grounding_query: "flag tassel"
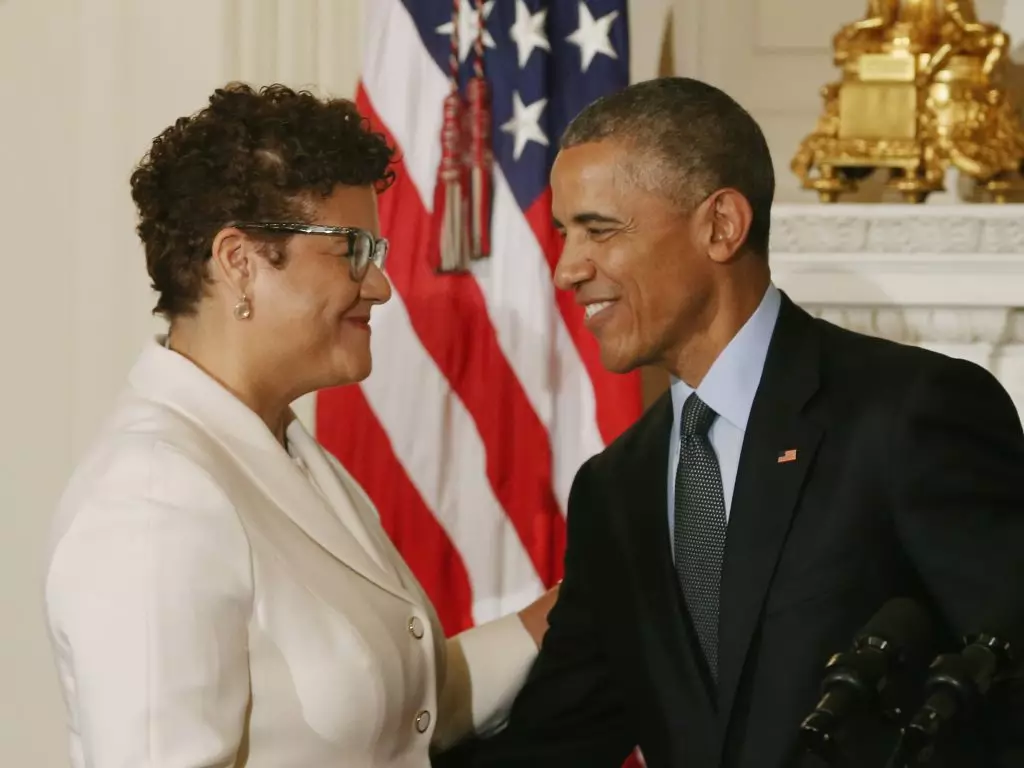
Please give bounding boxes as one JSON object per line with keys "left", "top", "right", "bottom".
{"left": 467, "top": 74, "right": 492, "bottom": 260}
{"left": 433, "top": 0, "right": 470, "bottom": 274}
{"left": 434, "top": 90, "right": 470, "bottom": 273}
{"left": 466, "top": 0, "right": 492, "bottom": 261}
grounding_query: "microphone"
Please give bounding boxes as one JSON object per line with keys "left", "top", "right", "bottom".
{"left": 799, "top": 598, "right": 935, "bottom": 763}
{"left": 895, "top": 631, "right": 1016, "bottom": 764}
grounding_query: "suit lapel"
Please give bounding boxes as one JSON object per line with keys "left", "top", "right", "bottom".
{"left": 717, "top": 296, "right": 824, "bottom": 731}
{"left": 624, "top": 394, "right": 680, "bottom": 622}
{"left": 615, "top": 394, "right": 719, "bottom": 730}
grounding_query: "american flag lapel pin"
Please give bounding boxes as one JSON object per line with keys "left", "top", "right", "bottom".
{"left": 777, "top": 448, "right": 798, "bottom": 464}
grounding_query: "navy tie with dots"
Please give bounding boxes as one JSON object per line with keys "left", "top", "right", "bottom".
{"left": 673, "top": 392, "right": 727, "bottom": 683}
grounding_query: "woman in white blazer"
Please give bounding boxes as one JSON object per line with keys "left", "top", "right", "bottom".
{"left": 44, "top": 83, "right": 556, "bottom": 768}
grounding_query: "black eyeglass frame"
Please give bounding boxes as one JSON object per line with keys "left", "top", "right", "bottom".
{"left": 229, "top": 222, "right": 389, "bottom": 280}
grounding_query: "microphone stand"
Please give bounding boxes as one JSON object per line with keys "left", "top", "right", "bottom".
{"left": 790, "top": 689, "right": 918, "bottom": 768}
{"left": 882, "top": 731, "right": 918, "bottom": 768}
{"left": 783, "top": 731, "right": 862, "bottom": 768}
{"left": 787, "top": 728, "right": 925, "bottom": 768}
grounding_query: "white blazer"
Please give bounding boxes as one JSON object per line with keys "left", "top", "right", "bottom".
{"left": 44, "top": 338, "right": 538, "bottom": 768}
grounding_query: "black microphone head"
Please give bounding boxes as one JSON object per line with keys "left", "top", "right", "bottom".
{"left": 899, "top": 621, "right": 1024, "bottom": 763}
{"left": 800, "top": 599, "right": 936, "bottom": 762}
{"left": 963, "top": 631, "right": 1017, "bottom": 671}
{"left": 853, "top": 597, "right": 935, "bottom": 664}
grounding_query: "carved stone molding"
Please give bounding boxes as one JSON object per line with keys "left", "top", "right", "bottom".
{"left": 1011, "top": 310, "right": 1024, "bottom": 345}
{"left": 802, "top": 305, "right": 1024, "bottom": 414}
{"left": 803, "top": 306, "right": 1024, "bottom": 346}
{"left": 770, "top": 204, "right": 1024, "bottom": 309}
{"left": 771, "top": 203, "right": 1024, "bottom": 255}
{"left": 769, "top": 204, "right": 1024, "bottom": 415}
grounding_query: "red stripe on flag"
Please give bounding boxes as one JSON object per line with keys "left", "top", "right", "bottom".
{"left": 523, "top": 190, "right": 643, "bottom": 445}
{"left": 316, "top": 384, "right": 474, "bottom": 636}
{"left": 357, "top": 84, "right": 566, "bottom": 587}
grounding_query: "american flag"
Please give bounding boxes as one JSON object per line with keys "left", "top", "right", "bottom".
{"left": 317, "top": 0, "right": 642, "bottom": 755}
{"left": 777, "top": 448, "right": 798, "bottom": 464}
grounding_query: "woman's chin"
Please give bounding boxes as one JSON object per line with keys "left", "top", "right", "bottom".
{"left": 325, "top": 354, "right": 372, "bottom": 389}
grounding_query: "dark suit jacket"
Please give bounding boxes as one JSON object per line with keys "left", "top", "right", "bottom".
{"left": 444, "top": 294, "right": 1024, "bottom": 768}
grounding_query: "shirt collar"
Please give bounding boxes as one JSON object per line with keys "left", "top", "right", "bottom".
{"left": 669, "top": 283, "right": 781, "bottom": 433}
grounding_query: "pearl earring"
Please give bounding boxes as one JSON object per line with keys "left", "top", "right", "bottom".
{"left": 233, "top": 293, "right": 252, "bottom": 320}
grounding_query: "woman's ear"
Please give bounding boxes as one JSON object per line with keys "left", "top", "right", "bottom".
{"left": 210, "top": 227, "right": 254, "bottom": 298}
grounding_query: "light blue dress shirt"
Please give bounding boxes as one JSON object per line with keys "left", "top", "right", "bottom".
{"left": 667, "top": 284, "right": 782, "bottom": 551}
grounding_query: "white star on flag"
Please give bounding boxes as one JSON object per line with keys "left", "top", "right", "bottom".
{"left": 435, "top": 0, "right": 496, "bottom": 63}
{"left": 509, "top": 0, "right": 550, "bottom": 69}
{"left": 501, "top": 92, "right": 549, "bottom": 161}
{"left": 566, "top": 1, "right": 619, "bottom": 73}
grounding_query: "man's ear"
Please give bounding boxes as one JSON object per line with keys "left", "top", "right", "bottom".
{"left": 705, "top": 189, "right": 753, "bottom": 264}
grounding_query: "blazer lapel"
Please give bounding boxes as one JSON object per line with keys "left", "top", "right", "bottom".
{"left": 214, "top": 423, "right": 415, "bottom": 606}
{"left": 320, "top": 449, "right": 429, "bottom": 598}
{"left": 128, "top": 339, "right": 414, "bottom": 605}
{"left": 716, "top": 297, "right": 825, "bottom": 731}
{"left": 285, "top": 421, "right": 401, "bottom": 580}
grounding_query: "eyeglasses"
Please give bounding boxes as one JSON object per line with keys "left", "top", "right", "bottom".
{"left": 230, "top": 222, "right": 389, "bottom": 281}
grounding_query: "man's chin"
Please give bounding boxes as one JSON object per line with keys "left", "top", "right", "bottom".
{"left": 598, "top": 346, "right": 644, "bottom": 375}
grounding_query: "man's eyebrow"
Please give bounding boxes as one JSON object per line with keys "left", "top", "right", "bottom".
{"left": 552, "top": 212, "right": 624, "bottom": 228}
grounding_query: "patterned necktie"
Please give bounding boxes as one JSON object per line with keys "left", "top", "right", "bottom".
{"left": 673, "top": 392, "right": 727, "bottom": 683}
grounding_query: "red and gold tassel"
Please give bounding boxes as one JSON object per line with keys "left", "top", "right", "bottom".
{"left": 432, "top": 0, "right": 470, "bottom": 273}
{"left": 466, "top": 0, "right": 492, "bottom": 261}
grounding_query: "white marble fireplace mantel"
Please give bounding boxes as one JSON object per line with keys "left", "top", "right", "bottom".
{"left": 769, "top": 204, "right": 1024, "bottom": 415}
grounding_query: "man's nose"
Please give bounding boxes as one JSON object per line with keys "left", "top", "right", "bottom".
{"left": 553, "top": 242, "right": 595, "bottom": 292}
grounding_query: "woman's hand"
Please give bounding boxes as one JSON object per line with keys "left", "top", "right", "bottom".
{"left": 516, "top": 582, "right": 561, "bottom": 648}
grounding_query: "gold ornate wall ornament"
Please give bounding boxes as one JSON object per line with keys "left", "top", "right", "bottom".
{"left": 792, "top": 1, "right": 1024, "bottom": 203}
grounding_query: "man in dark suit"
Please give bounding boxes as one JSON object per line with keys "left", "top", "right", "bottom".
{"left": 452, "top": 77, "right": 1024, "bottom": 767}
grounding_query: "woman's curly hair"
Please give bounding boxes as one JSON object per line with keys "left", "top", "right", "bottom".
{"left": 130, "top": 83, "right": 397, "bottom": 318}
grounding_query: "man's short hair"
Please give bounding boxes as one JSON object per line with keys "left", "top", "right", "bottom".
{"left": 560, "top": 77, "right": 775, "bottom": 257}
